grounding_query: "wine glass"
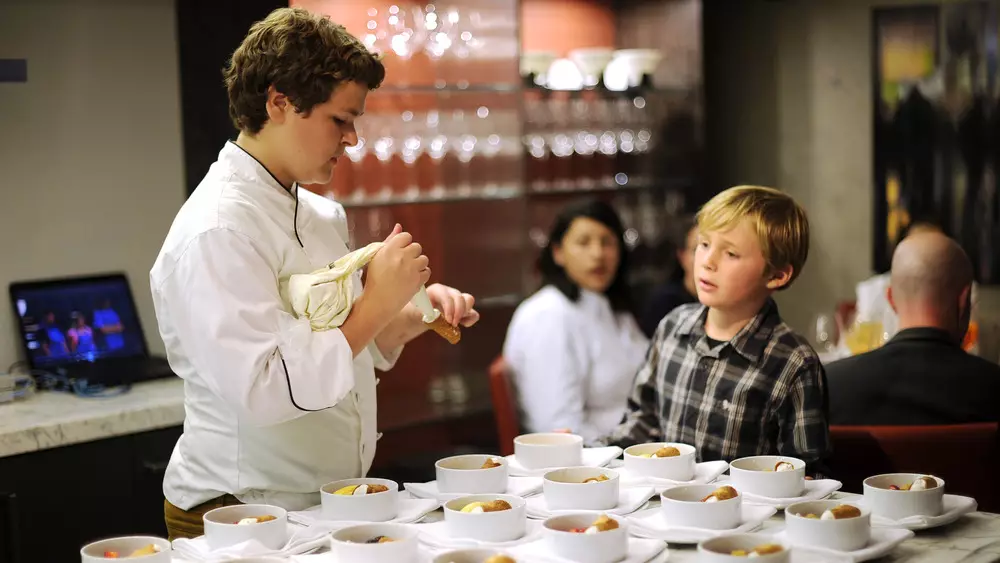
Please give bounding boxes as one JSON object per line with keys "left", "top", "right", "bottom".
{"left": 814, "top": 314, "right": 837, "bottom": 353}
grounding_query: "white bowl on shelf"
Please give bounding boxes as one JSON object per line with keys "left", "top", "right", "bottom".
{"left": 543, "top": 467, "right": 620, "bottom": 511}
{"left": 520, "top": 51, "right": 558, "bottom": 86}
{"left": 568, "top": 48, "right": 615, "bottom": 86}
{"left": 436, "top": 454, "right": 508, "bottom": 495}
{"left": 203, "top": 504, "right": 288, "bottom": 551}
{"left": 603, "top": 49, "right": 662, "bottom": 90}
{"left": 329, "top": 523, "right": 420, "bottom": 563}
{"left": 543, "top": 513, "right": 629, "bottom": 563}
{"left": 320, "top": 478, "right": 399, "bottom": 522}
{"left": 80, "top": 536, "right": 171, "bottom": 562}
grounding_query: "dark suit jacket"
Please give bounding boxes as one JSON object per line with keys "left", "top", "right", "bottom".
{"left": 826, "top": 328, "right": 1000, "bottom": 426}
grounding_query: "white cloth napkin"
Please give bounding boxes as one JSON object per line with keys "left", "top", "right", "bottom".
{"left": 525, "top": 486, "right": 656, "bottom": 519}
{"left": 505, "top": 447, "right": 623, "bottom": 477}
{"left": 405, "top": 476, "right": 543, "bottom": 501}
{"left": 626, "top": 504, "right": 777, "bottom": 543}
{"left": 868, "top": 494, "right": 978, "bottom": 529}
{"left": 776, "top": 527, "right": 914, "bottom": 562}
{"left": 617, "top": 460, "right": 730, "bottom": 490}
{"left": 507, "top": 537, "right": 667, "bottom": 563}
{"left": 170, "top": 523, "right": 330, "bottom": 562}
{"left": 417, "top": 518, "right": 544, "bottom": 549}
{"left": 287, "top": 497, "right": 440, "bottom": 527}
{"left": 740, "top": 479, "right": 842, "bottom": 508}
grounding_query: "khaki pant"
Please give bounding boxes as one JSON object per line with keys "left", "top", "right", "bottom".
{"left": 163, "top": 494, "right": 243, "bottom": 541}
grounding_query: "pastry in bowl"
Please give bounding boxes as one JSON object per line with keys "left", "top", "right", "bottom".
{"left": 321, "top": 478, "right": 400, "bottom": 522}
{"left": 786, "top": 500, "right": 871, "bottom": 551}
{"left": 661, "top": 484, "right": 741, "bottom": 530}
{"left": 544, "top": 513, "right": 628, "bottom": 563}
{"left": 203, "top": 504, "right": 288, "bottom": 551}
{"left": 543, "top": 467, "right": 620, "bottom": 510}
{"left": 432, "top": 550, "right": 517, "bottom": 563}
{"left": 623, "top": 442, "right": 696, "bottom": 480}
{"left": 436, "top": 454, "right": 509, "bottom": 494}
{"left": 81, "top": 537, "right": 171, "bottom": 562}
{"left": 444, "top": 494, "right": 528, "bottom": 542}
{"left": 698, "top": 534, "right": 790, "bottom": 562}
{"left": 863, "top": 473, "right": 945, "bottom": 520}
{"left": 729, "top": 456, "right": 805, "bottom": 498}
{"left": 329, "top": 523, "right": 419, "bottom": 563}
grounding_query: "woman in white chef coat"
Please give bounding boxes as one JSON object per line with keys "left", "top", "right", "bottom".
{"left": 151, "top": 8, "right": 478, "bottom": 540}
{"left": 503, "top": 200, "right": 649, "bottom": 441}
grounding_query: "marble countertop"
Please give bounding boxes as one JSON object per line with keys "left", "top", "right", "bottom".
{"left": 0, "top": 377, "right": 184, "bottom": 458}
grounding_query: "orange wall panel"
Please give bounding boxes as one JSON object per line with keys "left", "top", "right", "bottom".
{"left": 521, "top": 0, "right": 616, "bottom": 55}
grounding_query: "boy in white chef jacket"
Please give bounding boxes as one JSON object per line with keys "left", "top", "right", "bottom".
{"left": 151, "top": 7, "right": 479, "bottom": 540}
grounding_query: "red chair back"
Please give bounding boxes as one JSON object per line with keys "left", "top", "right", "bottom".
{"left": 829, "top": 423, "right": 998, "bottom": 512}
{"left": 488, "top": 356, "right": 520, "bottom": 456}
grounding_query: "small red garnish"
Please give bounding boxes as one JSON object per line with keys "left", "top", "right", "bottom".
{"left": 104, "top": 551, "right": 119, "bottom": 558}
{"left": 889, "top": 485, "right": 900, "bottom": 491}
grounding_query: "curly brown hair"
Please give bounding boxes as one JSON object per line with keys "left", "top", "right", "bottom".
{"left": 224, "top": 7, "right": 385, "bottom": 134}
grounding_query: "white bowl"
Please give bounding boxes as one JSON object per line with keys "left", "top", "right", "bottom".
{"left": 321, "top": 478, "right": 399, "bottom": 522}
{"left": 729, "top": 456, "right": 806, "bottom": 499}
{"left": 203, "top": 504, "right": 287, "bottom": 551}
{"left": 329, "top": 523, "right": 420, "bottom": 563}
{"left": 443, "top": 494, "right": 528, "bottom": 543}
{"left": 543, "top": 513, "right": 628, "bottom": 563}
{"left": 697, "top": 534, "right": 790, "bottom": 562}
{"left": 520, "top": 51, "right": 558, "bottom": 77}
{"left": 660, "top": 484, "right": 741, "bottom": 530}
{"left": 623, "top": 442, "right": 697, "bottom": 481}
{"left": 568, "top": 48, "right": 615, "bottom": 86}
{"left": 514, "top": 433, "right": 584, "bottom": 470}
{"left": 863, "top": 473, "right": 945, "bottom": 520}
{"left": 543, "top": 467, "right": 620, "bottom": 511}
{"left": 80, "top": 536, "right": 171, "bottom": 562}
{"left": 611, "top": 49, "right": 662, "bottom": 87}
{"left": 785, "top": 500, "right": 871, "bottom": 552}
{"left": 432, "top": 549, "right": 517, "bottom": 563}
{"left": 436, "top": 454, "right": 508, "bottom": 495}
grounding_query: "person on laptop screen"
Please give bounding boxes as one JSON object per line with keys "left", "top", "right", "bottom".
{"left": 93, "top": 299, "right": 125, "bottom": 351}
{"left": 150, "top": 8, "right": 479, "bottom": 540}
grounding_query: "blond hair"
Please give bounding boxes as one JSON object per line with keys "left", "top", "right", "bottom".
{"left": 696, "top": 186, "right": 810, "bottom": 289}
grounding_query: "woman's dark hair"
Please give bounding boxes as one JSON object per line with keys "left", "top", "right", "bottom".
{"left": 538, "top": 199, "right": 632, "bottom": 312}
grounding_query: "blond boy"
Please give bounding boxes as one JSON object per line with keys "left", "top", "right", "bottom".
{"left": 600, "top": 186, "right": 830, "bottom": 470}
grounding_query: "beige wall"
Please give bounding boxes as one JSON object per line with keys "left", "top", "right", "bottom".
{"left": 0, "top": 0, "right": 185, "bottom": 366}
{"left": 706, "top": 0, "right": 1000, "bottom": 357}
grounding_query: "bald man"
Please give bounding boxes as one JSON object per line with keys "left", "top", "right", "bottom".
{"left": 826, "top": 232, "right": 1000, "bottom": 425}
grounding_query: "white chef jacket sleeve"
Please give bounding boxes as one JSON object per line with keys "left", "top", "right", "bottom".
{"left": 507, "top": 307, "right": 600, "bottom": 440}
{"left": 158, "top": 228, "right": 358, "bottom": 427}
{"left": 367, "top": 340, "right": 402, "bottom": 371}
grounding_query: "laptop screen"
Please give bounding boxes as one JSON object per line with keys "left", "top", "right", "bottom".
{"left": 10, "top": 275, "right": 148, "bottom": 369}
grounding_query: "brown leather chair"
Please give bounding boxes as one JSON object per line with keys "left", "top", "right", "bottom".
{"left": 488, "top": 356, "right": 520, "bottom": 456}
{"left": 829, "top": 423, "right": 999, "bottom": 512}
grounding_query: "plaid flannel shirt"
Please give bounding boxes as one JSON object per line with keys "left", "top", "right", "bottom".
{"left": 599, "top": 299, "right": 831, "bottom": 472}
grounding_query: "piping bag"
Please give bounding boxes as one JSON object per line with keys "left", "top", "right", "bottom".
{"left": 288, "top": 241, "right": 462, "bottom": 344}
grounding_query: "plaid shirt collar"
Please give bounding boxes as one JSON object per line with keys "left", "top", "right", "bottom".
{"left": 674, "top": 298, "right": 780, "bottom": 363}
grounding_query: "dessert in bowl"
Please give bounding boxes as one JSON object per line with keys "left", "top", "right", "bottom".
{"left": 80, "top": 536, "right": 171, "bottom": 562}
{"left": 321, "top": 477, "right": 399, "bottom": 522}
{"left": 698, "top": 534, "right": 789, "bottom": 562}
{"left": 444, "top": 494, "right": 528, "bottom": 542}
{"left": 660, "top": 484, "right": 741, "bottom": 530}
{"left": 514, "top": 433, "right": 584, "bottom": 470}
{"left": 623, "top": 442, "right": 697, "bottom": 481}
{"left": 543, "top": 467, "right": 620, "bottom": 511}
{"left": 729, "top": 456, "right": 805, "bottom": 498}
{"left": 786, "top": 500, "right": 870, "bottom": 551}
{"left": 203, "top": 504, "right": 288, "bottom": 551}
{"left": 433, "top": 551, "right": 518, "bottom": 563}
{"left": 863, "top": 473, "right": 945, "bottom": 520}
{"left": 329, "top": 523, "right": 420, "bottom": 563}
{"left": 543, "top": 513, "right": 628, "bottom": 563}
{"left": 436, "top": 454, "right": 508, "bottom": 494}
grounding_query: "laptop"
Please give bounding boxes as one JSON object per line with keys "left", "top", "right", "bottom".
{"left": 9, "top": 273, "right": 173, "bottom": 387}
